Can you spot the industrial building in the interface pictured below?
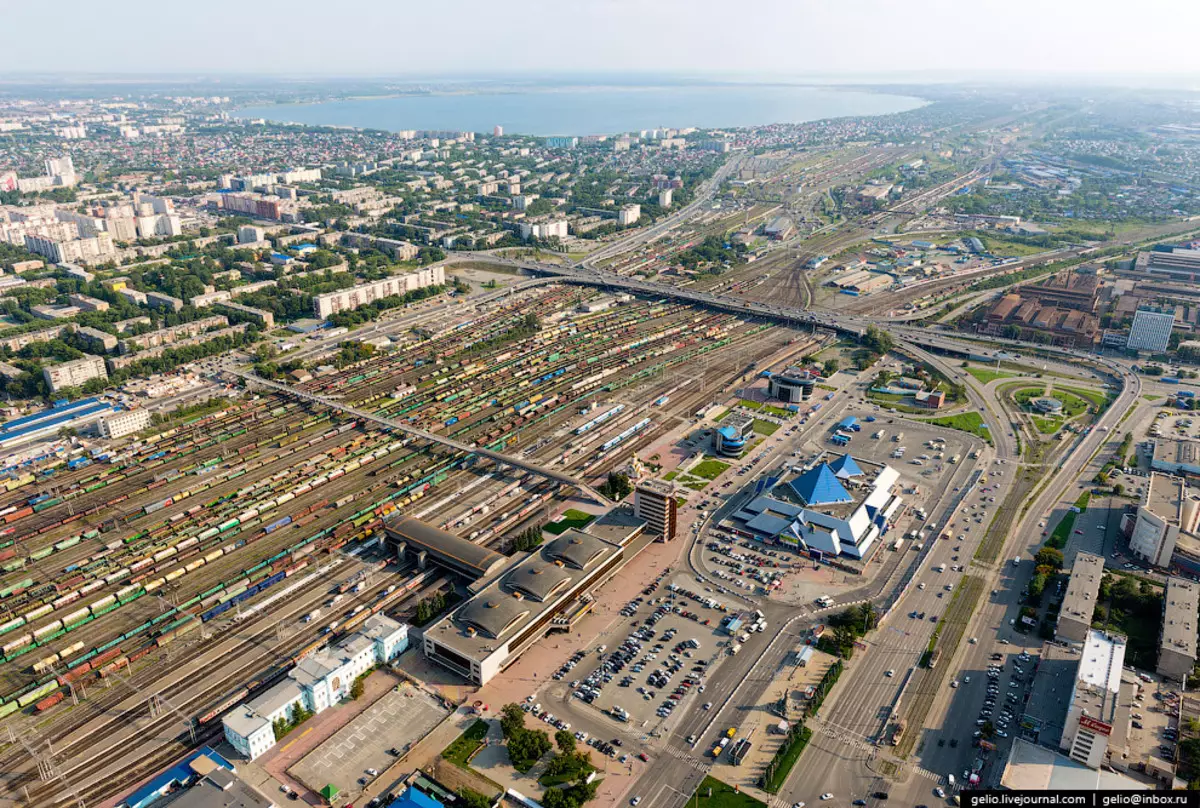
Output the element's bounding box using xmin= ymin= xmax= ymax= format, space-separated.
xmin=1125 ymin=473 xmax=1196 ymax=568
xmin=0 ymin=397 xmax=115 ymax=449
xmin=1056 ymin=552 xmax=1105 ymax=643
xmin=1148 ymin=437 xmax=1200 ymax=477
xmin=767 ymin=367 xmax=815 ymax=404
xmin=1157 ymin=577 xmax=1199 ymax=681
xmin=419 ymin=513 xmax=647 ymax=685
xmin=726 ymin=454 xmax=902 ymax=560
xmin=222 ymin=614 xmax=409 ymax=760
xmin=115 ymin=747 xmax=264 ymax=808
xmin=312 ymin=266 xmax=446 ymax=319
xmin=633 ymin=478 xmax=678 ymax=540
xmin=714 ymin=412 xmax=755 ymax=457
xmin=1132 ymin=246 xmax=1200 ymax=284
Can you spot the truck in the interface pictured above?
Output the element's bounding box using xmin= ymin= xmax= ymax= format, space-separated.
xmin=892 ymin=432 xmax=904 ymax=442
xmin=872 ymin=430 xmax=886 ymax=440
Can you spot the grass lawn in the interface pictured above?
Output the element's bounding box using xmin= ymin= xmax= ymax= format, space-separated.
xmin=760 ymin=403 xmax=793 ymax=418
xmin=922 ymin=412 xmax=993 ymax=444
xmin=753 ymin=419 xmax=781 ymax=436
xmin=683 ymin=480 xmax=709 ymax=491
xmin=691 ymin=459 xmax=731 ymax=480
xmin=663 ymin=471 xmax=678 ymax=481
xmin=738 ymin=399 xmax=764 ymax=411
xmin=442 ymin=719 xmax=489 ymax=768
xmin=1031 ymin=417 xmax=1061 ymax=435
xmin=1053 ymin=390 xmax=1090 ymax=418
xmin=760 ymin=727 xmax=814 ymax=793
xmin=712 ymin=408 xmax=731 ymax=422
xmin=545 ymin=509 xmax=596 ymax=536
xmin=966 ymin=366 xmax=1016 ymax=384
xmin=691 ymin=776 xmax=767 ymax=808
xmin=1046 ymin=492 xmax=1090 ymax=550
xmin=1144 ymin=394 xmax=1163 ymax=402
xmin=1058 ymin=385 xmax=1112 ymax=411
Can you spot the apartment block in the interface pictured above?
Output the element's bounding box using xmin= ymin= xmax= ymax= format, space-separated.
xmin=1157 ymin=577 xmax=1199 ymax=681
xmin=311 ymin=267 xmax=445 ymax=319
xmin=43 ymin=355 xmax=107 ymax=393
xmin=1056 ymin=552 xmax=1105 ymax=643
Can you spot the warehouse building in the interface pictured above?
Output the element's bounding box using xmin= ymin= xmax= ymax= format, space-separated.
xmin=1157 ymin=577 xmax=1199 ymax=681
xmin=420 ymin=515 xmax=647 ymax=685
xmin=1056 ymin=552 xmax=1105 ymax=644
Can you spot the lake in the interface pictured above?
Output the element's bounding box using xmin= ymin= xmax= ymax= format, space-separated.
xmin=234 ymin=84 xmax=926 ymax=136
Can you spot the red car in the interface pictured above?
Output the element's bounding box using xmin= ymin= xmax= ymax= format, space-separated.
xmin=638 ymin=753 xmax=650 ymax=762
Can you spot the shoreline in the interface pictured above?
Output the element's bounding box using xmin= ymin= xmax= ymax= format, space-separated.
xmin=230 ymin=83 xmax=930 ymax=137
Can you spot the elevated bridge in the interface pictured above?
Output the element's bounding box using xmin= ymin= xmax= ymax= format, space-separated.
xmin=228 ymin=370 xmax=611 ymax=505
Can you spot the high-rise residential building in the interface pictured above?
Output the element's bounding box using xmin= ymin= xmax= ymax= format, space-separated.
xmin=43 ymin=355 xmax=107 ymax=393
xmin=1126 ymin=306 xmax=1175 ymax=353
xmin=658 ymin=188 xmax=673 ymax=208
xmin=545 ymin=136 xmax=578 ymax=149
xmin=23 ymin=233 xmax=116 ymax=265
xmin=633 ymin=479 xmax=678 ymax=540
xmin=237 ymin=225 xmax=266 ymax=244
xmin=517 ymin=220 xmax=569 ymax=241
xmin=617 ymin=205 xmax=641 ymax=226
xmin=493 ymin=125 xmax=504 ymax=137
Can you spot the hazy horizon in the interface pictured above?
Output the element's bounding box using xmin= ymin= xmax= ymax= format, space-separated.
xmin=4 ymin=0 xmax=1199 ymax=87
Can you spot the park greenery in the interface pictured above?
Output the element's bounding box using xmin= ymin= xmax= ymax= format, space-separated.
xmin=500 ymin=703 xmax=552 ymax=774
xmin=510 ymin=524 xmax=545 ymax=553
xmin=815 ymin=604 xmax=877 ymax=658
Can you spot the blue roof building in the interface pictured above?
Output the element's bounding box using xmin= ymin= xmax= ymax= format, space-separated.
xmin=828 ymin=454 xmax=864 ymax=479
xmin=119 ymin=747 xmax=236 ymax=808
xmin=389 ymin=787 xmax=447 ymax=808
xmin=786 ymin=464 xmax=853 ymax=506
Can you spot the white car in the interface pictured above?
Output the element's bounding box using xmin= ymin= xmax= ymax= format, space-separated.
xmin=918 ymin=582 xmax=926 ymax=590
xmin=793 ymin=803 xmax=806 ymax=808
xmin=631 ymin=798 xmax=642 ymax=806
xmin=821 ymin=795 xmax=834 ymax=802
xmin=885 ymin=669 xmax=895 ymax=677
xmin=950 ymin=680 xmax=959 ymax=688
xmin=935 ymin=788 xmax=946 ymax=798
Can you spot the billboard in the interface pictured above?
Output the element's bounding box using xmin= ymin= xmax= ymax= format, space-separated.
xmin=1079 ymin=715 xmax=1112 ymax=736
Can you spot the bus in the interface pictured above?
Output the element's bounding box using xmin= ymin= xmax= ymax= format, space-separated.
xmin=927 ymin=649 xmax=941 ymax=669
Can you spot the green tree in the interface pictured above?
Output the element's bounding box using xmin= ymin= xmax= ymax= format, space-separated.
xmin=555 ymin=729 xmax=576 ymax=754
xmin=822 ymin=358 xmax=840 ymax=376
xmin=1034 ymin=547 xmax=1064 ymax=570
xmin=457 ymin=788 xmax=493 ymax=808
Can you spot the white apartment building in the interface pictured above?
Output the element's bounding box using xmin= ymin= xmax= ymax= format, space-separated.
xmin=24 ymin=233 xmax=116 ymax=266
xmin=43 ymin=355 xmax=107 ymax=393
xmin=98 ymin=408 xmax=151 ymax=439
xmin=518 ymin=219 xmax=568 ymax=241
xmin=618 ymin=204 xmax=641 ymax=226
xmin=1059 ymin=631 xmax=1130 ymax=770
xmin=311 ymin=266 xmax=445 ymax=319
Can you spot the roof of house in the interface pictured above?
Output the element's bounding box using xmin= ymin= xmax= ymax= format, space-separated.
xmin=828 ymin=454 xmax=864 ymax=479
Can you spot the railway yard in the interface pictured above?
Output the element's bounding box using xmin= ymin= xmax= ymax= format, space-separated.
xmin=0 ymin=282 xmax=819 ymax=807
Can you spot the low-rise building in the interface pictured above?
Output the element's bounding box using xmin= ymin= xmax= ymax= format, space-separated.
xmin=768 ymin=367 xmax=816 ymax=403
xmin=1056 ymin=552 xmax=1105 ymax=644
xmin=1157 ymin=577 xmax=1199 ymax=681
xmin=222 ymin=615 xmax=409 ymax=760
xmin=217 ymin=301 xmax=275 ymax=329
xmin=311 ymin=267 xmax=445 ymax=319
xmin=97 ymin=408 xmax=151 ymax=439
xmin=75 ymin=326 xmax=118 ymax=353
xmin=67 ymin=293 xmax=109 ymax=312
xmin=145 ymin=291 xmax=184 ymax=312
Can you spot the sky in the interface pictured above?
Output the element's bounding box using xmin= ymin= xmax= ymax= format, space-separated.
xmin=3 ymin=0 xmax=1199 ymax=84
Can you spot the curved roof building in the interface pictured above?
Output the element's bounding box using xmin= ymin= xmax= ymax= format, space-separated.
xmin=383 ymin=515 xmax=508 ymax=580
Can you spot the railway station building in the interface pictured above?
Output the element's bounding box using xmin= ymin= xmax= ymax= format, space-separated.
xmin=384 ymin=515 xmax=509 ymax=581
xmin=419 ymin=512 xmax=648 ymax=685
xmin=222 ymin=614 xmax=409 ymax=760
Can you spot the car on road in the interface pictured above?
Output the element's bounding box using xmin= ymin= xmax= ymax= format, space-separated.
xmin=886 ymin=669 xmax=895 ymax=677
xmin=820 ymin=795 xmax=834 ymax=802
xmin=934 ymin=788 xmax=946 ymax=798
xmin=631 ymin=798 xmax=641 ymax=806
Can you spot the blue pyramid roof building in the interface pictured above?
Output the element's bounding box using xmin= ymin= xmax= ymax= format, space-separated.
xmin=828 ymin=454 xmax=864 ymax=479
xmin=786 ymin=463 xmax=853 ymax=506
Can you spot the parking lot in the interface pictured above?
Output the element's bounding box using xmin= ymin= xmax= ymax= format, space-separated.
xmin=290 ymin=682 xmax=449 ymax=800
xmin=527 ymin=569 xmax=746 ymax=740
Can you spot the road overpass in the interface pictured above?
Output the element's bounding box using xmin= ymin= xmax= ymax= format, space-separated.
xmin=226 ymin=369 xmax=612 ymax=506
